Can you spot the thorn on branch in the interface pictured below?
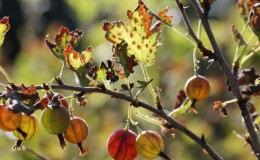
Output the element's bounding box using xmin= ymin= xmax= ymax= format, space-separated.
xmin=55 ymin=76 xmax=64 ymax=85
xmin=197 ymin=42 xmax=216 ymax=60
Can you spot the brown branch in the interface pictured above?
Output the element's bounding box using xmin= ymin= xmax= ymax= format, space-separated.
xmin=35 ymin=83 xmax=223 ymax=160
xmin=186 ymin=0 xmax=260 ymax=158
xmin=172 ymin=0 xmax=215 ymax=60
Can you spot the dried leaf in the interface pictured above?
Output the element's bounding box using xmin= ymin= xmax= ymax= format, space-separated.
xmin=0 ymin=16 xmax=10 ymax=47
xmin=114 ymin=42 xmax=138 ymax=77
xmin=63 ymin=43 xmax=94 ymax=71
xmin=238 ymin=67 xmax=259 ymax=85
xmin=103 ymin=0 xmax=171 ymax=65
xmin=45 ymin=26 xmax=83 ymax=61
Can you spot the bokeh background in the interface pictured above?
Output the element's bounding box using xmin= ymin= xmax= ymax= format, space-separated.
xmin=0 ymin=0 xmax=259 ymax=159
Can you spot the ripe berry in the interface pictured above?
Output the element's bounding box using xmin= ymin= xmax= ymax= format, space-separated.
xmin=13 ymin=114 xmax=39 ymax=140
xmin=0 ymin=104 xmax=22 ymax=131
xmin=136 ymin=131 xmax=164 ymax=159
xmin=185 ymin=75 xmax=211 ymax=101
xmin=107 ymin=129 xmax=138 ymax=160
xmin=184 ymin=75 xmax=211 ymax=112
xmin=64 ymin=117 xmax=89 ymax=156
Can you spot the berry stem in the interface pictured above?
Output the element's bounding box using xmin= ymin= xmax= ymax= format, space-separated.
xmin=57 ymin=134 xmax=66 ymax=149
xmin=0 ymin=65 xmax=13 ymax=83
xmin=140 ymin=64 xmax=157 ymax=105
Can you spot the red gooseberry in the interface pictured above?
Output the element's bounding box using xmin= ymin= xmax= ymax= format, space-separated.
xmin=107 ymin=129 xmax=138 ymax=160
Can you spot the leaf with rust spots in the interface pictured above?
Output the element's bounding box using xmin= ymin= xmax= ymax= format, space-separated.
xmin=0 ymin=16 xmax=10 ymax=47
xmin=63 ymin=43 xmax=94 ymax=72
xmin=103 ymin=0 xmax=172 ymax=65
xmin=158 ymin=7 xmax=173 ymax=24
xmin=45 ymin=26 xmax=83 ymax=61
xmin=114 ymin=42 xmax=138 ymax=77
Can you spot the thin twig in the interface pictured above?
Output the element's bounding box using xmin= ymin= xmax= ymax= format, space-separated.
xmin=189 ymin=0 xmax=260 ymax=158
xmin=35 ymin=83 xmax=223 ymax=160
xmin=20 ymin=146 xmax=51 ymax=160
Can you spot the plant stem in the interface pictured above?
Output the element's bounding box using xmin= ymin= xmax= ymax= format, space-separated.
xmin=34 ymin=83 xmax=223 ymax=160
xmin=140 ymin=64 xmax=157 ymax=105
xmin=189 ymin=0 xmax=260 ymax=158
xmin=0 ymin=65 xmax=13 ymax=83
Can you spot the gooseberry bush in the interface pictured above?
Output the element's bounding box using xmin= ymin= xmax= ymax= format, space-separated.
xmin=0 ymin=0 xmax=260 ymax=159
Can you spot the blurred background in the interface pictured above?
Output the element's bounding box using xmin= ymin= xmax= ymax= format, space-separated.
xmin=0 ymin=0 xmax=259 ymax=159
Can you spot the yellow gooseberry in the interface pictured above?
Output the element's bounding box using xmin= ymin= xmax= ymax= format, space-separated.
xmin=185 ymin=75 xmax=211 ymax=101
xmin=13 ymin=114 xmax=39 ymax=140
xmin=136 ymin=130 xmax=164 ymax=159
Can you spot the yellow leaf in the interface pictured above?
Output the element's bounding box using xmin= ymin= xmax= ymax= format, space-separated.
xmin=0 ymin=16 xmax=10 ymax=47
xmin=103 ymin=1 xmax=172 ymax=65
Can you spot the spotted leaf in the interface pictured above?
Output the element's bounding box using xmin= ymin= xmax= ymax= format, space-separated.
xmin=63 ymin=43 xmax=94 ymax=72
xmin=103 ymin=0 xmax=172 ymax=65
xmin=0 ymin=16 xmax=10 ymax=47
xmin=45 ymin=26 xmax=83 ymax=61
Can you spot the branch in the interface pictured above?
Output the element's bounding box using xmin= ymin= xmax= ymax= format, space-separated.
xmin=172 ymin=0 xmax=215 ymax=60
xmin=35 ymin=83 xmax=223 ymax=160
xmin=19 ymin=146 xmax=51 ymax=160
xmin=187 ymin=0 xmax=260 ymax=158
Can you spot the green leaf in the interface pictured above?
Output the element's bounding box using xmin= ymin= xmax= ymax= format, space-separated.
xmin=168 ymin=98 xmax=191 ymax=118
xmin=137 ymin=79 xmax=153 ymax=90
xmin=45 ymin=26 xmax=83 ymax=61
xmin=103 ymin=1 xmax=172 ymax=65
xmin=0 ymin=16 xmax=10 ymax=47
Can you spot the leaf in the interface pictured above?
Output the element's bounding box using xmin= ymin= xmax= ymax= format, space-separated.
xmin=169 ymin=98 xmax=191 ymax=118
xmin=45 ymin=26 xmax=83 ymax=61
xmin=63 ymin=43 xmax=94 ymax=72
xmin=238 ymin=67 xmax=259 ymax=85
xmin=103 ymin=0 xmax=172 ymax=65
xmin=114 ymin=42 xmax=138 ymax=77
xmin=121 ymin=83 xmax=134 ymax=91
xmin=88 ymin=61 xmax=119 ymax=83
xmin=137 ymin=79 xmax=153 ymax=90
xmin=0 ymin=16 xmax=10 ymax=47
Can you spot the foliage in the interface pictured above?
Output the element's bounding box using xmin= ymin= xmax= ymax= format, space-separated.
xmin=0 ymin=0 xmax=260 ymax=160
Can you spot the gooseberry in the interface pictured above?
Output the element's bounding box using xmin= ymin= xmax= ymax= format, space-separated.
xmin=0 ymin=104 xmax=22 ymax=131
xmin=184 ymin=75 xmax=211 ymax=101
xmin=64 ymin=117 xmax=89 ymax=156
xmin=13 ymin=114 xmax=39 ymax=140
xmin=41 ymin=105 xmax=70 ymax=149
xmin=136 ymin=130 xmax=164 ymax=159
xmin=107 ymin=129 xmax=138 ymax=160
xmin=184 ymin=75 xmax=211 ymax=112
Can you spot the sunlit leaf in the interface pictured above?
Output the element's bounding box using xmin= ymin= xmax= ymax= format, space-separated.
xmin=169 ymin=98 xmax=191 ymax=118
xmin=103 ymin=0 xmax=172 ymax=65
xmin=0 ymin=16 xmax=10 ymax=47
xmin=114 ymin=42 xmax=138 ymax=77
xmin=63 ymin=43 xmax=94 ymax=71
xmin=45 ymin=26 xmax=83 ymax=61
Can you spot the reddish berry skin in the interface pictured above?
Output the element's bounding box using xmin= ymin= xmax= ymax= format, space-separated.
xmin=40 ymin=92 xmax=69 ymax=109
xmin=0 ymin=104 xmax=22 ymax=131
xmin=64 ymin=117 xmax=88 ymax=144
xmin=107 ymin=129 xmax=138 ymax=160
